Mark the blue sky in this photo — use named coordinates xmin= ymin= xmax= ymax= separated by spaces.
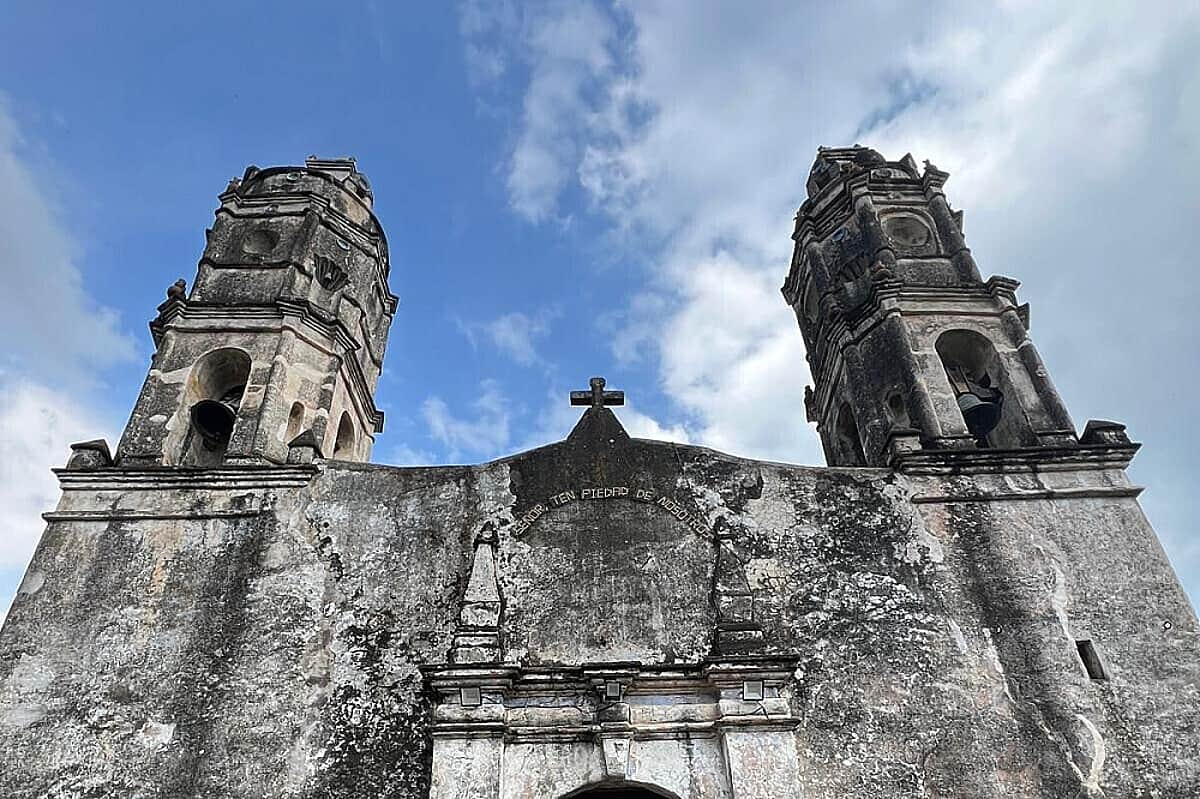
xmin=1 ymin=1 xmax=1198 ymax=615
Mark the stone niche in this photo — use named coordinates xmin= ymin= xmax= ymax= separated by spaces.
xmin=880 ymin=211 xmax=937 ymax=256
xmin=424 ymin=661 xmax=802 ymax=799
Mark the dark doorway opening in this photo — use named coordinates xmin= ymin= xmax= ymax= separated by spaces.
xmin=565 ymin=786 xmax=674 ymax=799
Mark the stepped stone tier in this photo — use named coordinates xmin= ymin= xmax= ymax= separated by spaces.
xmin=0 ymin=151 xmax=1197 ymax=798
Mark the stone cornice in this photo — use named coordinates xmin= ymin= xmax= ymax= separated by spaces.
xmin=806 ymin=280 xmax=1024 ymax=421
xmin=423 ymin=659 xmax=801 ymax=742
xmin=53 ymin=464 xmax=317 ymax=492
xmin=158 ymin=301 xmax=386 ymax=431
xmin=893 ymin=441 xmax=1140 ymax=477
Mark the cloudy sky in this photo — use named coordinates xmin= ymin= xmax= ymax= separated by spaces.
xmin=0 ymin=1 xmax=1197 ymax=616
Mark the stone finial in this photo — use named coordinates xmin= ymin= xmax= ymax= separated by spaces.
xmin=155 ymin=279 xmax=188 ymax=320
xmin=804 ymin=386 xmax=821 ymax=423
xmin=66 ymin=439 xmax=113 ymax=470
xmin=286 ymin=430 xmax=323 ymax=464
xmin=882 ymin=425 xmax=923 ymax=465
xmin=1080 ymin=419 xmax=1132 ymax=446
xmin=452 ymin=537 xmax=503 ymax=664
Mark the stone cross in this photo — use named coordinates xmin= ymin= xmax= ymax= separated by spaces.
xmin=570 ymin=376 xmax=624 ymax=409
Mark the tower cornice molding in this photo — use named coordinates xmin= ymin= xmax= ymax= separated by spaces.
xmin=211 ymin=195 xmax=396 ymax=309
xmin=220 ymin=161 xmax=381 ymax=236
xmin=894 ymin=440 xmax=1140 ymax=478
xmin=154 ymin=301 xmax=386 ymax=433
xmin=165 ymin=299 xmax=387 ymax=373
xmin=806 ymin=278 xmax=1041 ymax=433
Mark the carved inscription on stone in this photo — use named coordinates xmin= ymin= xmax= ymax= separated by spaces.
xmin=512 ymin=483 xmax=708 ymax=537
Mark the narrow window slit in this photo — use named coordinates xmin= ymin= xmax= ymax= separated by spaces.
xmin=1076 ymin=639 xmax=1107 ymax=680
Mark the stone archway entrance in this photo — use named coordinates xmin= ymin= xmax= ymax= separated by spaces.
xmin=564 ymin=787 xmax=675 ymax=799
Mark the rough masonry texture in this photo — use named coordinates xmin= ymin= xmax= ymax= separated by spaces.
xmin=1 ymin=150 xmax=1198 ymax=798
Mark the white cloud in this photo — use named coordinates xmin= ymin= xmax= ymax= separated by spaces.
xmin=0 ymin=378 xmax=114 ymax=624
xmin=0 ymin=95 xmax=135 ymax=388
xmin=457 ymin=309 xmax=558 ymax=366
xmin=422 ymin=379 xmax=513 ymax=461
xmin=458 ymin=0 xmax=520 ymax=86
xmin=462 ymin=0 xmax=623 ymax=221
xmin=381 ymin=442 xmax=441 ymax=468
xmin=621 ymin=406 xmax=689 ymax=444
xmin=653 ymin=253 xmax=814 ymax=462
xmin=0 ymin=379 xmax=109 ymax=569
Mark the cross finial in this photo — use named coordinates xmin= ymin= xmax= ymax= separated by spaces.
xmin=570 ymin=376 xmax=624 ymax=409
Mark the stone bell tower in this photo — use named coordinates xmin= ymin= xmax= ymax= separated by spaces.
xmin=782 ymin=146 xmax=1076 ymax=466
xmin=117 ymin=157 xmax=398 ymax=467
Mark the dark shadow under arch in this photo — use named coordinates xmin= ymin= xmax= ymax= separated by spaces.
xmin=181 ymin=346 xmax=251 ymax=466
xmin=285 ymin=401 xmax=306 ymax=444
xmin=332 ymin=411 xmax=356 ymax=460
xmin=835 ymin=401 xmax=866 ymax=465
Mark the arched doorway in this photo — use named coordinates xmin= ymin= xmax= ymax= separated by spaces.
xmin=563 ymin=785 xmax=678 ymax=799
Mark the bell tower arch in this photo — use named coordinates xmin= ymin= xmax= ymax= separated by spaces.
xmin=116 ymin=156 xmax=398 ymax=466
xmin=783 ymin=146 xmax=1075 ymax=465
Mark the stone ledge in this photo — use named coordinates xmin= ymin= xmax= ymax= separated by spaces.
xmin=892 ymin=442 xmax=1140 ymax=475
xmin=54 ymin=464 xmax=318 ymax=491
xmin=909 ymin=485 xmax=1143 ymax=505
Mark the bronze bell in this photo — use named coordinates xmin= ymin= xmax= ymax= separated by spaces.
xmin=957 ymin=391 xmax=1002 ymax=438
xmin=947 ymin=367 xmax=1003 ymax=443
xmin=189 ymin=384 xmax=245 ymax=450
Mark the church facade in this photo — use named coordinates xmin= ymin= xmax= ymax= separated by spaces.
xmin=1 ymin=150 xmax=1197 ymax=798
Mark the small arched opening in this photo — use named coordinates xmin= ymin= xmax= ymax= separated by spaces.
xmin=835 ymin=402 xmax=867 ymax=466
xmin=885 ymin=391 xmax=911 ymax=428
xmin=935 ymin=329 xmax=1029 ymax=448
xmin=285 ymin=401 xmax=306 ymax=445
xmin=182 ymin=347 xmax=251 ymax=466
xmin=332 ymin=411 xmax=356 ymax=460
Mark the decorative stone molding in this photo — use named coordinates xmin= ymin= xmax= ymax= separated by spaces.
xmin=423 ymin=660 xmax=799 ymax=799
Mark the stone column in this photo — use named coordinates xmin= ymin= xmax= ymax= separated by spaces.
xmin=722 ymin=729 xmax=804 ymax=799
xmin=880 ymin=313 xmax=944 ymax=445
xmin=854 ymin=194 xmax=898 ymax=275
xmin=243 ymin=327 xmax=298 ymax=462
xmin=998 ymin=307 xmax=1076 ymax=443
xmin=711 ymin=666 xmax=803 ymax=799
xmin=310 ymin=352 xmax=341 ymax=455
xmin=926 ymin=192 xmax=980 ymax=282
xmin=839 ymin=340 xmax=878 ymax=462
xmin=427 ymin=664 xmax=514 ymax=799
xmin=429 ymin=736 xmax=503 ymax=799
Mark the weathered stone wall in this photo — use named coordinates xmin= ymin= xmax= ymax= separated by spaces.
xmin=909 ymin=474 xmax=1200 ymax=797
xmin=1 ymin=418 xmax=1197 ymax=798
